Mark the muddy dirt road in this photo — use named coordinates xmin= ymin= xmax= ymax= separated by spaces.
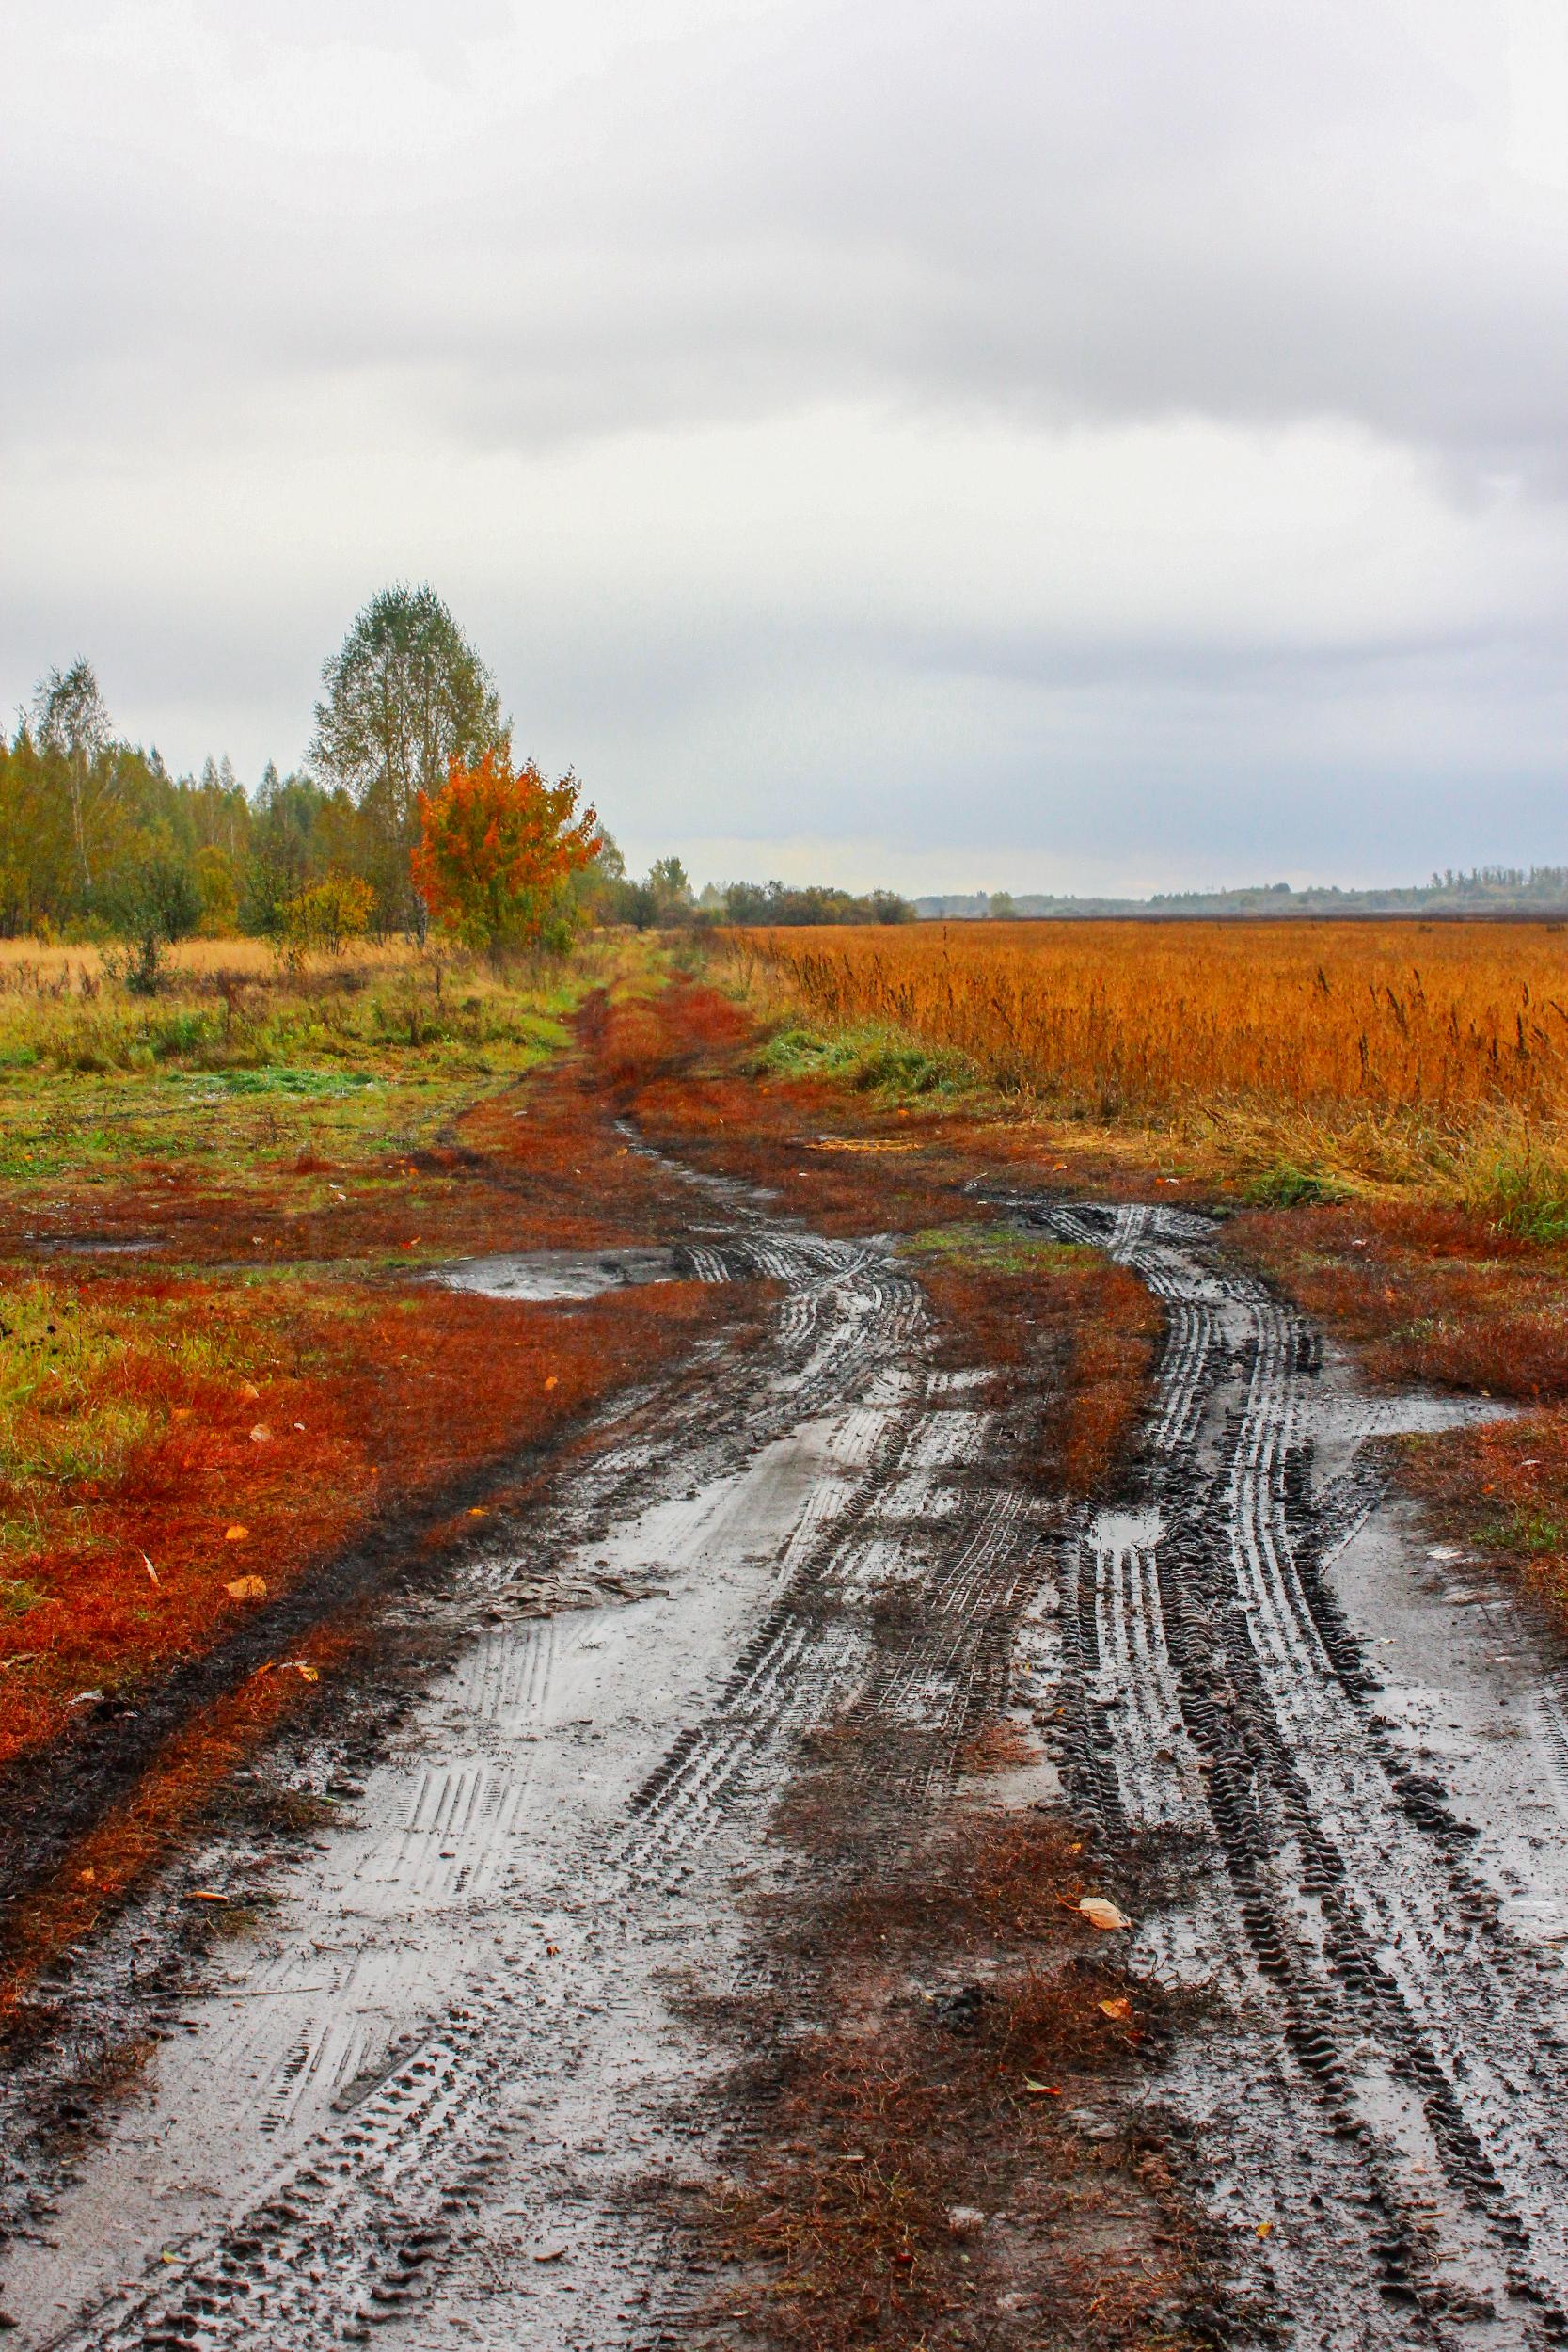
xmin=5 ymin=1158 xmax=1568 ymax=2348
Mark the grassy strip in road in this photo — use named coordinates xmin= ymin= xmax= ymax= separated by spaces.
xmin=710 ymin=1807 xmax=1198 ymax=2352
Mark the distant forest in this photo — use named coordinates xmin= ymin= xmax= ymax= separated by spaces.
xmin=2 ymin=643 xmax=1557 ymax=945
xmin=918 ymin=872 xmax=1568 ymax=922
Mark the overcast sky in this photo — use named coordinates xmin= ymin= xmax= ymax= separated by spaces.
xmin=3 ymin=0 xmax=1566 ymax=893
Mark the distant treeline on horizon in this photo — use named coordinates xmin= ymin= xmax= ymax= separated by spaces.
xmin=914 ymin=871 xmax=1568 ymax=922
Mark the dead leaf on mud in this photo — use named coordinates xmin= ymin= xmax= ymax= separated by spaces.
xmin=184 ymin=1890 xmax=230 ymax=1903
xmin=225 ymin=1575 xmax=268 ymax=1601
xmin=224 ymin=1524 xmax=249 ymax=1542
xmin=1099 ymin=1996 xmax=1133 ymax=2021
xmin=1078 ymin=1896 xmax=1132 ymax=1931
xmin=1022 ymin=2078 xmax=1062 ymax=2096
xmin=532 ymin=2247 xmax=568 ymax=2265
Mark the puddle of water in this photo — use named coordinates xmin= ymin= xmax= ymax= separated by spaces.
xmin=431 ymin=1248 xmax=681 ymax=1301
xmin=26 ymin=1234 xmax=162 ymax=1257
xmin=1088 ymin=1506 xmax=1164 ymax=1554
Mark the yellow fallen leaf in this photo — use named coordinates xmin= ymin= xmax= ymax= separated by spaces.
xmin=1078 ymin=1896 xmax=1132 ymax=1931
xmin=279 ymin=1661 xmax=319 ymax=1681
xmin=225 ymin=1524 xmax=249 ymax=1542
xmin=545 ymin=1375 xmax=559 ymax=1391
xmin=184 ymin=1889 xmax=229 ymax=1902
xmin=1022 ymin=2077 xmax=1061 ymax=2096
xmin=237 ymin=1380 xmax=261 ymax=1402
xmin=249 ymin=1423 xmax=272 ymax=1445
xmin=1256 ymin=2220 xmax=1274 ymax=2238
xmin=226 ymin=1574 xmax=268 ymax=1601
xmin=1099 ymin=1996 xmax=1132 ymax=2022
xmin=79 ymin=1867 xmax=96 ymax=1884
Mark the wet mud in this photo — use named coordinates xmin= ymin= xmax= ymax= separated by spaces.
xmin=433 ymin=1248 xmax=685 ymax=1302
xmin=1006 ymin=1194 xmax=1568 ymax=2348
xmin=4 ymin=1168 xmax=1568 ymax=2347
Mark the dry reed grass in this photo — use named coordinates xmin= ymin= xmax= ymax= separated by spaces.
xmin=730 ymin=920 xmax=1568 ymax=1222
xmin=0 ymin=935 xmax=421 ymax=990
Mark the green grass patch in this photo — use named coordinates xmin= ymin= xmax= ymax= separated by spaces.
xmin=1479 ymin=1508 xmax=1568 ymax=1558
xmin=752 ymin=1020 xmax=969 ymax=1101
xmin=899 ymin=1222 xmax=1101 ymax=1275
xmin=0 ymin=946 xmax=597 ymax=1198
xmin=198 ymin=1067 xmax=379 ymax=1098
xmin=1241 ymin=1160 xmax=1349 ymax=1209
xmin=0 ymin=1275 xmax=275 ymax=1510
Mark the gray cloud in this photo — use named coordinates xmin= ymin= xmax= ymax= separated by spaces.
xmin=1 ymin=0 xmax=1564 ymax=886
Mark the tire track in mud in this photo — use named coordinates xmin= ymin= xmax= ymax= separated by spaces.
xmin=8 ymin=1152 xmax=1040 ymax=2352
xmin=26 ymin=1161 xmax=1567 ymax=2350
xmin=1006 ymin=1192 xmax=1568 ymax=2348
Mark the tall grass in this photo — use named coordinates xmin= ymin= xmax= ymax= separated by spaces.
xmin=0 ymin=935 xmax=589 ymax=1081
xmin=729 ymin=920 xmax=1568 ymax=1226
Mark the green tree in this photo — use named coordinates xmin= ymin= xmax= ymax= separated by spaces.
xmin=309 ymin=586 xmax=507 ymax=929
xmin=31 ymin=660 xmax=114 ymax=897
xmin=103 ymin=850 xmax=201 ymax=994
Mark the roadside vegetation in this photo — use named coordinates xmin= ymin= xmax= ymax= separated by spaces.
xmin=723 ymin=920 xmax=1568 ymax=1656
xmin=0 ymin=946 xmax=794 ymax=2017
xmin=730 ymin=916 xmax=1568 ymax=1228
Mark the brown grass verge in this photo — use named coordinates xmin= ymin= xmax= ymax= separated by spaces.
xmin=1230 ymin=1199 xmax=1568 ymax=1643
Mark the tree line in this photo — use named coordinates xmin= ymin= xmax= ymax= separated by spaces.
xmin=1 ymin=583 xmax=911 ymax=961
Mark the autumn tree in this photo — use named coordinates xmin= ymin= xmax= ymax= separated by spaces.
xmin=412 ymin=752 xmax=601 ymax=958
xmin=309 ymin=585 xmax=507 ymax=928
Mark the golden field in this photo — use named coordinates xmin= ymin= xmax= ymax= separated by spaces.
xmin=733 ymin=919 xmax=1568 ymax=1221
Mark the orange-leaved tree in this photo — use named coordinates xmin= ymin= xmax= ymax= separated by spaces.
xmin=411 ymin=751 xmax=602 ymax=957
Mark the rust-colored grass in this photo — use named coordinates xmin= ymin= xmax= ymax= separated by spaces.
xmin=0 ymin=996 xmax=755 ymax=1786
xmin=0 ymin=1629 xmax=355 ymax=2023
xmin=731 ymin=919 xmax=1568 ymax=1216
xmin=919 ymin=1254 xmax=1160 ymax=1498
xmin=0 ymin=1268 xmax=732 ymax=1777
xmin=1233 ymin=1199 xmax=1568 ymax=1645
